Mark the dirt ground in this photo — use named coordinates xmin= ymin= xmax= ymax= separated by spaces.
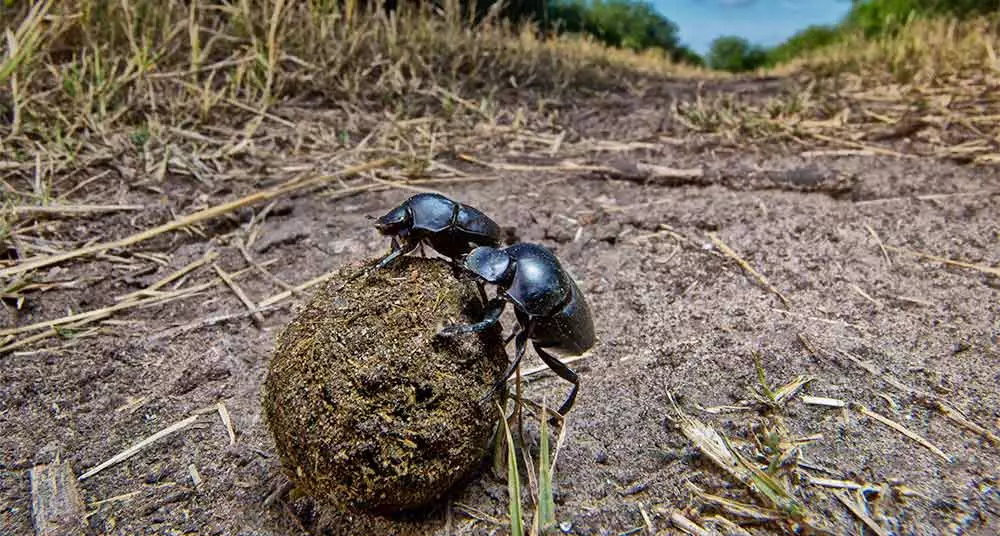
xmin=2 ymin=78 xmax=999 ymax=536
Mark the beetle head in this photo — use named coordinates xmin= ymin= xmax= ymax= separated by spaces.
xmin=373 ymin=204 xmax=412 ymax=236
xmin=464 ymin=246 xmax=512 ymax=285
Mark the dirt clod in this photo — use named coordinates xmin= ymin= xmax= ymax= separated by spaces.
xmin=260 ymin=256 xmax=508 ymax=515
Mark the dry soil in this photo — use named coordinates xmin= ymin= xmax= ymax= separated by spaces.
xmin=2 ymin=79 xmax=999 ymax=536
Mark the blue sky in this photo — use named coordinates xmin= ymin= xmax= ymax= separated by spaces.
xmin=651 ymin=0 xmax=855 ymax=54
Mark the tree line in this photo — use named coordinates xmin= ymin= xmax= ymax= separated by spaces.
xmin=386 ymin=0 xmax=998 ymax=72
xmin=705 ymin=0 xmax=999 ymax=72
xmin=8 ymin=0 xmax=992 ymax=72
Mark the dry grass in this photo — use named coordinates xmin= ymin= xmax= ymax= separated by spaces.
xmin=790 ymin=16 xmax=1000 ymax=84
xmin=676 ymin=16 xmax=1000 ymax=165
xmin=0 ymin=0 xmax=700 ymax=161
xmin=1 ymin=0 xmax=703 ymax=333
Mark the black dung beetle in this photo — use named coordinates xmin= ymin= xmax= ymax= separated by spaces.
xmin=350 ymin=192 xmax=502 ymax=283
xmin=436 ymin=242 xmax=596 ymax=419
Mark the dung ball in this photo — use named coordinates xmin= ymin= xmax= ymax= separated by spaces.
xmin=261 ymin=256 xmax=508 ymax=514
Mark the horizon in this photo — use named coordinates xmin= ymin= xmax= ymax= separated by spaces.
xmin=650 ymin=0 xmax=855 ymax=55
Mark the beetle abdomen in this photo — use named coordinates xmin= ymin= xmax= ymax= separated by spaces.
xmin=455 ymin=205 xmax=502 ymax=244
xmin=531 ymin=278 xmax=595 ymax=355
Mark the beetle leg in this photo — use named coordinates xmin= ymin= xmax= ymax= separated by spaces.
xmin=345 ymin=239 xmax=417 ymax=284
xmin=372 ymin=239 xmax=417 ymax=272
xmin=504 ymin=327 xmax=520 ymax=346
xmin=533 ymin=344 xmax=580 ymax=419
xmin=450 ymin=258 xmax=465 ymax=280
xmin=436 ymin=298 xmax=506 ymax=338
xmin=480 ymin=321 xmax=533 ymax=405
xmin=501 ymin=324 xmax=532 ymax=382
xmin=474 ymin=280 xmax=488 ymax=304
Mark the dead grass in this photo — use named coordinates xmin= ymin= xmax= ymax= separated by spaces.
xmin=0 ymin=0 xmax=708 ymax=314
xmin=676 ymin=16 xmax=1000 ymax=165
xmin=666 ymin=348 xmax=964 ymax=535
xmin=0 ymin=0 xmax=701 ymax=160
xmin=0 ymin=0 xmax=709 ymax=349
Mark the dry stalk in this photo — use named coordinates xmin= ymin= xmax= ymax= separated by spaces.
xmin=0 ymin=159 xmax=393 ymax=280
xmin=708 ymin=232 xmax=791 ymax=308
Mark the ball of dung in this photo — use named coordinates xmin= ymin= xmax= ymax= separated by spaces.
xmin=261 ymin=256 xmax=508 ymax=514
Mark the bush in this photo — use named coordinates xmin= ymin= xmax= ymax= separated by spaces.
xmin=707 ymin=35 xmax=768 ymax=72
xmin=843 ymin=0 xmax=999 ymax=36
xmin=765 ymin=24 xmax=841 ymax=66
xmin=546 ymin=0 xmax=687 ymax=55
xmin=764 ymin=0 xmax=999 ymax=66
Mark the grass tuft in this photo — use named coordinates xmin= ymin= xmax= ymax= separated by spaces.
xmin=499 ymin=403 xmax=525 ymax=536
xmin=536 ymin=404 xmax=556 ymax=534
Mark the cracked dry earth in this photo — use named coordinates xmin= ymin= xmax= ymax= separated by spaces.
xmin=2 ymin=84 xmax=1000 ymax=536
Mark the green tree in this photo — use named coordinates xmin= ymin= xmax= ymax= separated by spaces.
xmin=546 ymin=0 xmax=684 ymax=53
xmin=671 ymin=45 xmax=705 ymax=67
xmin=844 ymin=0 xmax=1000 ymax=36
xmin=707 ymin=35 xmax=768 ymax=72
xmin=765 ymin=24 xmax=840 ymax=65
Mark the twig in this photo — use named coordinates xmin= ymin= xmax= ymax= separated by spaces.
xmin=517 ymin=354 xmax=588 ymax=379
xmin=78 ymin=406 xmax=219 ymax=481
xmin=0 ymin=159 xmax=393 ymax=279
xmin=0 ymin=263 xmax=259 ymax=353
xmin=806 ymin=131 xmax=915 ymax=159
xmin=927 ymin=399 xmax=1000 ymax=447
xmin=31 ymin=458 xmax=86 ymax=536
xmin=833 ymin=490 xmax=888 ymax=536
xmin=802 ymin=395 xmax=846 ymax=408
xmin=702 ymin=516 xmax=753 ymax=536
xmin=864 ymin=224 xmax=892 ymax=266
xmin=670 ymin=513 xmax=716 ymax=536
xmin=884 ymin=245 xmax=1000 ymax=277
xmin=212 ymin=263 xmax=264 ymax=327
xmin=800 ymin=149 xmax=878 ymax=157
xmin=236 ymin=242 xmax=297 ymax=295
xmin=851 ymin=284 xmax=883 ymax=308
xmin=457 ymin=154 xmax=703 ymax=182
xmin=708 ymin=232 xmax=791 ymax=308
xmin=257 ymin=268 xmax=344 ymax=308
xmin=216 ymin=402 xmax=237 ymax=446
xmin=369 ymin=175 xmax=445 ymax=195
xmin=807 ymin=477 xmax=880 ymax=493
xmin=115 ymin=250 xmax=219 ymax=302
xmin=148 ymin=304 xmax=287 ymax=341
xmin=1 ymin=276 xmax=223 ymax=340
xmin=12 ymin=204 xmax=146 ymax=217
xmin=0 ymin=328 xmax=64 ymax=355
xmin=638 ymin=503 xmax=655 ymax=535
xmin=855 ymin=190 xmax=999 ymax=205
xmin=851 ymin=403 xmax=953 ymax=463
xmin=835 ymin=349 xmax=1000 ymax=448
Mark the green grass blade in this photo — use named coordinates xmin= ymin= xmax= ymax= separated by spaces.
xmin=537 ymin=405 xmax=555 ymax=533
xmin=498 ymin=406 xmax=523 ymax=536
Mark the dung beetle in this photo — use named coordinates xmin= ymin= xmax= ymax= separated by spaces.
xmin=436 ymin=242 xmax=596 ymax=419
xmin=350 ymin=193 xmax=502 ymax=283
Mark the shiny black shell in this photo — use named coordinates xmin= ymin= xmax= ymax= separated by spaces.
xmin=402 ymin=193 xmax=502 ymax=258
xmin=501 ymin=243 xmax=596 ymax=355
